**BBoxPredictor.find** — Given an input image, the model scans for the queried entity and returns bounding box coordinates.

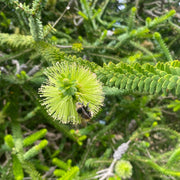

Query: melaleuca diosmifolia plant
[4,123,48,180]
[1,0,45,41]
[127,126,180,178]
[96,60,180,97]
[1,1,180,179]
[114,9,175,49]
[52,158,79,180]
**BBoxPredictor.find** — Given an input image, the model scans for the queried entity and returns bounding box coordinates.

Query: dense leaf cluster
[0,0,180,180]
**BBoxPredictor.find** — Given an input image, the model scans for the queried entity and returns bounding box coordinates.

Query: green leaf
[12,155,24,180]
[167,76,179,90]
[156,77,165,94]
[132,77,140,90]
[144,77,152,92]
[138,76,146,92]
[23,140,48,160]
[176,79,180,96]
[78,11,88,20]
[120,77,128,89]
[115,74,124,88]
[23,129,47,147]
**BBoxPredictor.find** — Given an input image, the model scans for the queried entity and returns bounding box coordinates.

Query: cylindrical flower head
[39,62,104,124]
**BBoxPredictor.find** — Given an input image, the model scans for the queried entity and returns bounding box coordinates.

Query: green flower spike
[115,160,133,179]
[39,62,104,124]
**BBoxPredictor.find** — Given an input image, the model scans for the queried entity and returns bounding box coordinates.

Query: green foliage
[53,158,69,170]
[4,0,45,41]
[23,139,48,160]
[3,121,47,179]
[132,156,180,177]
[167,100,180,112]
[29,16,43,41]
[114,10,175,49]
[52,158,79,180]
[36,41,98,70]
[12,154,24,180]
[1,0,180,179]
[58,166,79,180]
[103,86,129,96]
[166,147,180,168]
[153,32,173,61]
[23,128,47,147]
[147,10,176,28]
[21,160,42,180]
[4,134,14,148]
[127,7,136,32]
[0,33,34,48]
[96,60,180,96]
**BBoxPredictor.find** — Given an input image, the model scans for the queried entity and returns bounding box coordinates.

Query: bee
[76,102,93,120]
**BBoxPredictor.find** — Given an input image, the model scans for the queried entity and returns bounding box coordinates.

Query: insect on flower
[39,62,104,124]
[76,102,93,121]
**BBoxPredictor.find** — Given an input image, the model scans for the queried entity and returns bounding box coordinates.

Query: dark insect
[76,102,92,120]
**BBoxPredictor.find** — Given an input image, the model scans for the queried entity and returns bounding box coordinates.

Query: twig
[43,0,74,38]
[12,59,27,74]
[94,140,131,180]
[52,0,74,29]
[42,166,56,179]
[0,66,8,74]
[0,49,32,63]
[27,65,40,76]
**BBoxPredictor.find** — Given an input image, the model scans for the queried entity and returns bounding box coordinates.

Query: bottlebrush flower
[115,160,133,179]
[39,62,104,124]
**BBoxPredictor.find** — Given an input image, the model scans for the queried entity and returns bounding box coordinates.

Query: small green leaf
[176,79,180,96]
[150,79,157,94]
[167,76,179,90]
[12,155,24,180]
[138,76,146,92]
[120,77,128,89]
[132,77,140,90]
[126,78,133,90]
[78,11,88,20]
[115,74,124,88]
[156,77,165,94]
[144,77,152,92]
